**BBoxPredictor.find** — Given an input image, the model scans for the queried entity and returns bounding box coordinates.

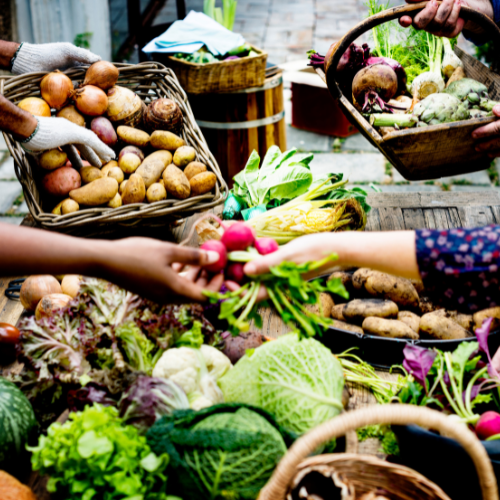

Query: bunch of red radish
[200,222,278,283]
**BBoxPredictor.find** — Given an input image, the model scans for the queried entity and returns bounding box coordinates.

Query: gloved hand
[22,117,115,166]
[12,42,100,75]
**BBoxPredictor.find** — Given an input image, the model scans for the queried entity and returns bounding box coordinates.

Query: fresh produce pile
[173,43,259,64]
[219,146,368,241]
[17,61,217,215]
[309,0,499,134]
[323,267,498,340]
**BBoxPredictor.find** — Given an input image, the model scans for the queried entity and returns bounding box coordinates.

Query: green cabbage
[218,334,344,434]
[146,404,288,500]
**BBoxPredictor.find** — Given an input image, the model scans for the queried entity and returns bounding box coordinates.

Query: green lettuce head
[218,333,344,434]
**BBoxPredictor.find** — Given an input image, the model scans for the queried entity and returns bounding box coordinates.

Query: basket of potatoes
[1,61,227,232]
[317,267,500,366]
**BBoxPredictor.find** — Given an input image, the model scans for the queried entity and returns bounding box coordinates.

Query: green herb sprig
[204,254,348,338]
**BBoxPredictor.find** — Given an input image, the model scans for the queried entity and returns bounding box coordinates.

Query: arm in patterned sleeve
[416,225,500,312]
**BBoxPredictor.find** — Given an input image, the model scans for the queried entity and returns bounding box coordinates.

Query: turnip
[221,222,255,251]
[352,64,398,112]
[255,237,279,255]
[476,411,500,440]
[221,330,265,363]
[226,262,246,284]
[201,240,227,273]
[364,56,407,94]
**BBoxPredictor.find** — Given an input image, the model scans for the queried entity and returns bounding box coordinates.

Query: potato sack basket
[160,45,268,94]
[258,405,499,500]
[319,2,500,181]
[0,62,227,233]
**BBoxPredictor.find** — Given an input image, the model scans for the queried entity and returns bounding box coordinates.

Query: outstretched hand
[472,104,500,158]
[98,238,224,304]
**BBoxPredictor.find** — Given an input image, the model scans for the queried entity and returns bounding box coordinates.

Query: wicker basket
[259,405,499,500]
[162,45,267,94]
[319,2,500,181]
[0,62,228,233]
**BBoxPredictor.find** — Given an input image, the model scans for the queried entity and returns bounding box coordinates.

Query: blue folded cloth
[142,11,245,56]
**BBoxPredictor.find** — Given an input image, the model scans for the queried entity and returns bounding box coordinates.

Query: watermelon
[0,377,37,466]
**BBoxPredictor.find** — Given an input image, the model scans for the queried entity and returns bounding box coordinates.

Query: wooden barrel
[188,74,287,187]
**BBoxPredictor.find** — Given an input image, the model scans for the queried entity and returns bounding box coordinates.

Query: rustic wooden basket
[319,2,500,181]
[259,405,499,500]
[0,62,228,233]
[162,45,267,94]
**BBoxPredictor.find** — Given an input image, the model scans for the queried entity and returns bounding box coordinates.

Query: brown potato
[150,130,185,150]
[173,146,196,168]
[163,164,190,199]
[107,192,122,208]
[101,160,119,176]
[190,171,217,196]
[362,270,420,308]
[61,198,79,214]
[52,200,63,215]
[343,298,398,324]
[122,173,146,205]
[398,311,420,332]
[331,319,363,334]
[420,311,470,340]
[119,180,128,194]
[146,182,167,203]
[136,150,172,188]
[429,309,473,331]
[473,307,500,330]
[80,166,103,184]
[39,149,68,170]
[158,179,165,188]
[352,268,372,289]
[410,279,425,294]
[362,317,419,339]
[105,166,125,184]
[328,271,353,288]
[119,153,142,174]
[331,304,346,321]
[69,177,118,206]
[419,296,442,315]
[117,125,151,147]
[184,161,207,180]
[305,293,334,318]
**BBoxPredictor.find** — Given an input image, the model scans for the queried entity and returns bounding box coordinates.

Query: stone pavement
[0,0,496,225]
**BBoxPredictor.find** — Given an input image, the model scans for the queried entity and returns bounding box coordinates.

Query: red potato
[42,167,81,197]
[65,160,91,169]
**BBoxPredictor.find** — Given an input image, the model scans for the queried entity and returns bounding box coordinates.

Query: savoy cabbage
[218,334,344,434]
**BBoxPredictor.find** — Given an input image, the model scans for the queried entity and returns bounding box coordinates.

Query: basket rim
[1,61,229,230]
[167,44,267,68]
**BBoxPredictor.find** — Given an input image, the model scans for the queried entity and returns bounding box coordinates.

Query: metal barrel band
[215,75,283,94]
[197,110,285,130]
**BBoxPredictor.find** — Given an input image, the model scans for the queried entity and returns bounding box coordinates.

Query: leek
[246,178,367,243]
[370,113,418,128]
[203,0,237,30]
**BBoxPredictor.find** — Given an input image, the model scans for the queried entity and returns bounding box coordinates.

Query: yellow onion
[56,104,85,126]
[40,70,73,110]
[83,61,119,90]
[106,85,144,127]
[144,98,183,134]
[72,85,108,116]
[18,97,51,117]
[35,293,72,320]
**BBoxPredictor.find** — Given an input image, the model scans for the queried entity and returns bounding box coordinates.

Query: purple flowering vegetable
[118,375,189,433]
[402,344,437,390]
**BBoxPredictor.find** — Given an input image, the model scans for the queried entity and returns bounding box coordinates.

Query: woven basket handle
[258,405,499,500]
[325,1,500,98]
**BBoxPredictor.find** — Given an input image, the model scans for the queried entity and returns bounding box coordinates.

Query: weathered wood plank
[423,208,449,229]
[367,191,500,209]
[365,208,381,232]
[378,207,405,231]
[458,205,495,228]
[402,208,426,230]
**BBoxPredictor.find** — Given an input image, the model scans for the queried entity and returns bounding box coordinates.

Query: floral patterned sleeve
[416,225,500,313]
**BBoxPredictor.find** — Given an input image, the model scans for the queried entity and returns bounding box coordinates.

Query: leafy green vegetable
[205,254,348,338]
[29,404,169,500]
[366,0,399,59]
[218,334,344,434]
[147,404,288,500]
[357,424,400,456]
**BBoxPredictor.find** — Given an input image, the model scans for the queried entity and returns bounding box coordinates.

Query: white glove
[22,117,115,166]
[12,42,100,75]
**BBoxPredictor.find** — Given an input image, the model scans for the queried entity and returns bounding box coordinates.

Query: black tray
[320,326,500,369]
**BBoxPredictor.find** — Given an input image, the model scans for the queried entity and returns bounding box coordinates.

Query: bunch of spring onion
[246,178,367,244]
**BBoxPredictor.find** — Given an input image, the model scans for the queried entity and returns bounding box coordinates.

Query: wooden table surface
[2,190,500,463]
